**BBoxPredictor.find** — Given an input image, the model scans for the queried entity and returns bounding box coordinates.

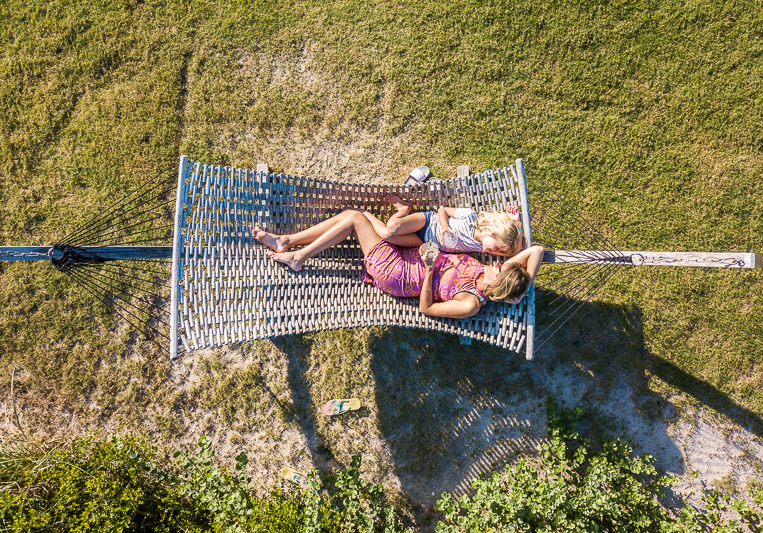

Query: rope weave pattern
[174,160,531,354]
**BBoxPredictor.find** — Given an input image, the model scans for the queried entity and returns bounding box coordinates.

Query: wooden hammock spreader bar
[169,157,535,360]
[0,246,173,261]
[515,159,535,360]
[543,250,759,269]
[170,155,189,360]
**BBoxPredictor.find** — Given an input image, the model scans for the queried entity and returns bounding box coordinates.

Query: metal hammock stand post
[1,156,758,361]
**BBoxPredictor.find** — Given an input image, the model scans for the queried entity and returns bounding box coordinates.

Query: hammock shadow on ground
[271,296,762,528]
[364,296,763,524]
[271,335,340,467]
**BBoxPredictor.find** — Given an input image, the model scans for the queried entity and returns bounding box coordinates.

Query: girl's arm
[436,206,456,235]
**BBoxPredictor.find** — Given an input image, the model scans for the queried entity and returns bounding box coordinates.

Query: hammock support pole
[0,246,172,261]
[543,250,759,269]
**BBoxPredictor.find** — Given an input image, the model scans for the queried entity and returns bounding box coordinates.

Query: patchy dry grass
[1,0,762,528]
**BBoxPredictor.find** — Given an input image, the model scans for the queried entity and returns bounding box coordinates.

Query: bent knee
[376,226,392,239]
[347,210,368,224]
[386,219,403,235]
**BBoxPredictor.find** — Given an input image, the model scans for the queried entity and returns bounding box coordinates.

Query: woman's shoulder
[451,290,484,310]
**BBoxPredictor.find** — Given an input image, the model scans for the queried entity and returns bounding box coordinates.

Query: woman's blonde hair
[475,211,522,251]
[484,263,530,302]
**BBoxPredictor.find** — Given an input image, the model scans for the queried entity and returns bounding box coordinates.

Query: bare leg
[362,212,423,247]
[254,209,359,252]
[383,194,428,237]
[387,211,428,237]
[268,211,384,271]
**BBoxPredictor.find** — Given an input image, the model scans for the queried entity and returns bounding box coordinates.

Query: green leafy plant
[270,454,412,533]
[173,435,253,533]
[0,433,202,533]
[435,398,758,533]
[320,453,411,533]
[0,431,411,533]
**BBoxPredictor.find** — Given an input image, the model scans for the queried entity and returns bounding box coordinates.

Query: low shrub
[435,398,760,533]
[0,432,410,532]
[1,400,758,532]
[0,434,202,532]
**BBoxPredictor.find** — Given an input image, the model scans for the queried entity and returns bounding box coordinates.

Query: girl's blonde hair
[484,263,530,302]
[475,211,522,251]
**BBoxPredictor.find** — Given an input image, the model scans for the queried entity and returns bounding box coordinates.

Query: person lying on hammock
[377,194,524,257]
[254,210,543,319]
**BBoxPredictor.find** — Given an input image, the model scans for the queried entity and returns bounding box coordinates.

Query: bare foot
[253,226,290,252]
[383,194,413,215]
[266,250,304,271]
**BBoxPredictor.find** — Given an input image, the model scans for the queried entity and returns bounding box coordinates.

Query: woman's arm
[501,245,545,304]
[420,296,482,318]
[418,244,482,318]
[504,245,543,271]
[419,263,436,313]
[522,245,544,281]
[418,273,481,318]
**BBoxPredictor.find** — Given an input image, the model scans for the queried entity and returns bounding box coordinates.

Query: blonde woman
[378,195,524,257]
[254,210,543,319]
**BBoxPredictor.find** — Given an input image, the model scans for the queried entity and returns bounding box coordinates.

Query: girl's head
[475,211,522,254]
[484,262,531,302]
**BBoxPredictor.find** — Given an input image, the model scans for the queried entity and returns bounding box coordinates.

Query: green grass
[0,0,761,525]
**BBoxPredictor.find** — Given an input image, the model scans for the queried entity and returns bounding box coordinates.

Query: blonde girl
[380,195,524,257]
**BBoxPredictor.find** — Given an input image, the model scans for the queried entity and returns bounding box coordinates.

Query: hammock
[169,156,537,360]
[4,156,755,362]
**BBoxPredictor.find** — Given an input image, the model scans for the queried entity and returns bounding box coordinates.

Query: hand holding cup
[419,241,439,269]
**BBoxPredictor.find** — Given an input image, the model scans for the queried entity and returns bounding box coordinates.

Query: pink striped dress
[362,240,487,303]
